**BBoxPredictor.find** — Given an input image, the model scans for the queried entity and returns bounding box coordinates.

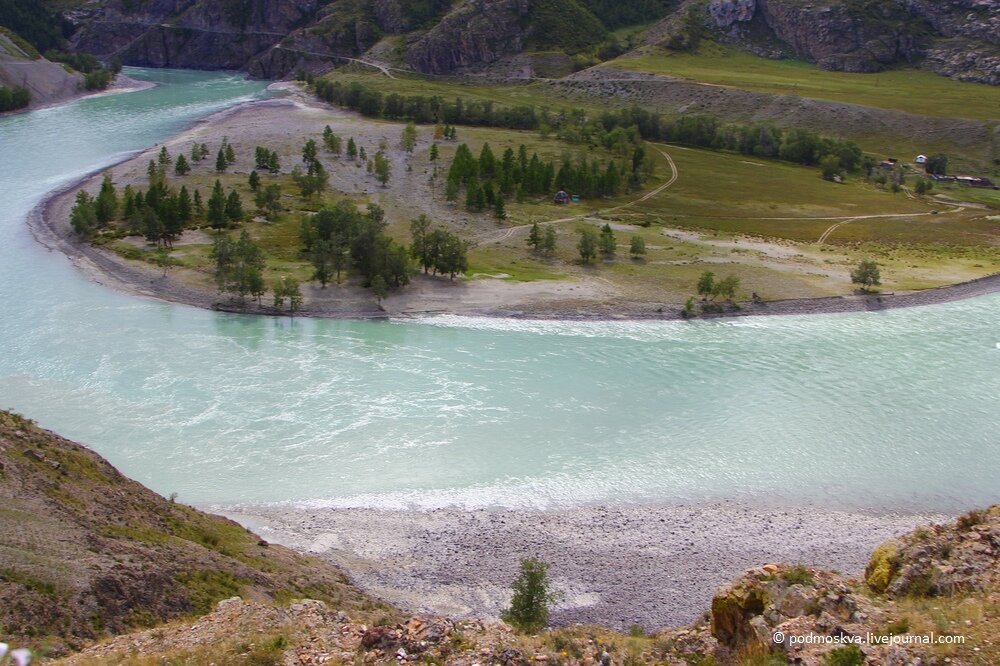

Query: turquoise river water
[0,69,997,512]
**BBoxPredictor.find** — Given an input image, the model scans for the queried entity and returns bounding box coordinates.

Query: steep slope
[698,0,999,84]
[0,411,391,656]
[63,0,322,71]
[0,30,83,110]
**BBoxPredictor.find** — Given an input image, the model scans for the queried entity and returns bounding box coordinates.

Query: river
[1,69,997,514]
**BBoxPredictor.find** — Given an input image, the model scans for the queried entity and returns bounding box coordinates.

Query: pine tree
[629,235,646,259]
[578,227,598,264]
[347,137,358,159]
[266,150,280,174]
[174,153,191,176]
[527,222,542,251]
[215,149,228,173]
[248,170,260,191]
[429,143,440,162]
[95,174,118,226]
[302,139,318,166]
[207,180,227,230]
[493,196,506,221]
[158,146,171,167]
[465,179,482,212]
[177,185,193,223]
[225,142,236,165]
[323,125,342,154]
[599,223,616,258]
[541,226,557,257]
[225,190,244,222]
[193,189,204,216]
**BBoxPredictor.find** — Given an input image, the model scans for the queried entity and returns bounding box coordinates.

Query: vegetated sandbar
[29,94,1000,322]
[218,503,950,631]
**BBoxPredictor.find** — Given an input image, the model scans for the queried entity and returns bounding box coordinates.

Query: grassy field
[609,45,1000,122]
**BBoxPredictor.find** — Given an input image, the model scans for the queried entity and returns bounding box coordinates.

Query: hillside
[0,411,391,657]
[2,410,998,664]
[25,0,998,85]
[0,29,82,111]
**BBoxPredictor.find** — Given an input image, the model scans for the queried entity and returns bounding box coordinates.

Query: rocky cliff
[26,0,1000,83]
[404,0,532,74]
[64,0,322,71]
[703,0,1000,84]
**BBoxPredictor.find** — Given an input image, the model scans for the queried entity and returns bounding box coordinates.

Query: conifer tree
[225,190,244,222]
[207,180,227,230]
[174,153,191,176]
[527,222,542,251]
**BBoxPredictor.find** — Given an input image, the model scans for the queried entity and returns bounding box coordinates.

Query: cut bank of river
[1,69,998,516]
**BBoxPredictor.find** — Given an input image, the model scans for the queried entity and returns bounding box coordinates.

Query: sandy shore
[28,94,1000,321]
[217,503,949,631]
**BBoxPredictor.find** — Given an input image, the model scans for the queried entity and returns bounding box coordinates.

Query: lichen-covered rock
[868,507,1000,598]
[865,540,901,593]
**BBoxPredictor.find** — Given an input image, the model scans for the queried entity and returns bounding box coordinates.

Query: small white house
[915,154,928,165]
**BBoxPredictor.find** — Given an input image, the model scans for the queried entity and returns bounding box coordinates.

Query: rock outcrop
[708,0,756,28]
[404,0,531,74]
[64,0,322,72]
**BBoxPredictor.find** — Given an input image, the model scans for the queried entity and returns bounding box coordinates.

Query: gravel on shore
[218,503,949,631]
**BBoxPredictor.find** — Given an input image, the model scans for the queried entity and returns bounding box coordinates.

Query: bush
[781,564,815,586]
[865,541,900,593]
[822,645,864,666]
[956,509,985,530]
[502,558,558,633]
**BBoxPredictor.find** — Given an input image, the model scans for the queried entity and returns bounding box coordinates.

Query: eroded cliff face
[404,0,531,74]
[704,0,1000,84]
[65,0,320,71]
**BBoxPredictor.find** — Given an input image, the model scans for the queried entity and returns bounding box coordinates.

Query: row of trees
[579,106,865,174]
[312,79,540,131]
[0,85,30,112]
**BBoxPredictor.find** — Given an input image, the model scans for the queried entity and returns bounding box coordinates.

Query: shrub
[502,557,559,633]
[822,645,864,666]
[781,564,815,586]
[956,509,985,530]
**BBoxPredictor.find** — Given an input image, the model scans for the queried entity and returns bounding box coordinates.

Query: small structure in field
[915,154,928,165]
[553,190,570,205]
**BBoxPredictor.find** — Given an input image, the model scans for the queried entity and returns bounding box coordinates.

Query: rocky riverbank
[217,503,951,631]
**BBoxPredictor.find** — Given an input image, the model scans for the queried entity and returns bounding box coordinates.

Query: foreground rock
[0,411,390,656]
